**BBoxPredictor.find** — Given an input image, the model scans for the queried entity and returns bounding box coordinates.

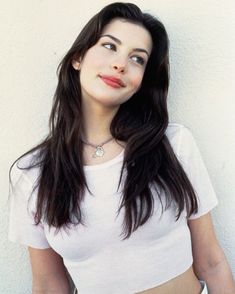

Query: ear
[72,59,81,70]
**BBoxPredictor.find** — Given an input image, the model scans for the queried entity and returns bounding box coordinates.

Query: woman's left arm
[188,212,235,293]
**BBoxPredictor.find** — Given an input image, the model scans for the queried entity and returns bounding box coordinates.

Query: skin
[29,19,235,294]
[72,18,152,151]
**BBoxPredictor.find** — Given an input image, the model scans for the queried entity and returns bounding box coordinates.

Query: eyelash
[102,43,146,66]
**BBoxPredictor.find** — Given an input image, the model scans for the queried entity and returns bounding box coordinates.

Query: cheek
[129,71,144,90]
[89,47,107,67]
[80,49,104,71]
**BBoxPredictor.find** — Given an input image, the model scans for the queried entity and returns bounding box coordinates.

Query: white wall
[1,0,234,292]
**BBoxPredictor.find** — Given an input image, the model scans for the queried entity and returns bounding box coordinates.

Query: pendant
[92,146,105,158]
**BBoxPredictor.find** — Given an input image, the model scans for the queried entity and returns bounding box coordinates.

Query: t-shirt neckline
[83,149,125,171]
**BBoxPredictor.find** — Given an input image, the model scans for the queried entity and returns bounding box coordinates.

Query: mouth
[99,75,126,88]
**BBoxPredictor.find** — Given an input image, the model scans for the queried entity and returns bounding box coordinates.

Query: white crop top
[8,123,218,294]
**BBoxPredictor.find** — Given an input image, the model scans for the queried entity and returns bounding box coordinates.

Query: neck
[81,102,119,144]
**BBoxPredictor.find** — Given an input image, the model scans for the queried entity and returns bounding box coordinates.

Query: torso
[136,266,201,294]
[81,136,202,294]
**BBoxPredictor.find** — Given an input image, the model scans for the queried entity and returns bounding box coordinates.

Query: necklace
[81,136,114,158]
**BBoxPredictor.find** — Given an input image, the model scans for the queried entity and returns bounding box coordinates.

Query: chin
[94,96,125,107]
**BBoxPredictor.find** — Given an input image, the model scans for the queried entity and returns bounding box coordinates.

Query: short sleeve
[8,161,51,249]
[177,126,218,220]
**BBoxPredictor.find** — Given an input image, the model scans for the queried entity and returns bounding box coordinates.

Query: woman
[8,2,235,294]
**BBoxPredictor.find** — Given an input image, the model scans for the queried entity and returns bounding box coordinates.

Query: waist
[72,267,207,294]
[66,229,193,293]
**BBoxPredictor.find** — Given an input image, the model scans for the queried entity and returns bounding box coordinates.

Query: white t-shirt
[8,123,218,294]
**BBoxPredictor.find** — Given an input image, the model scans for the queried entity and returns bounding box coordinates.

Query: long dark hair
[10,2,198,239]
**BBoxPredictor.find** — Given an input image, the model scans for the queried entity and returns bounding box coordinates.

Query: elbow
[193,243,226,275]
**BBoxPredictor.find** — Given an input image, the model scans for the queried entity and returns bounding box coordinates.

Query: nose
[111,58,126,73]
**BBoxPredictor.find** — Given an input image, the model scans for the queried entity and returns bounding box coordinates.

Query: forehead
[101,18,153,53]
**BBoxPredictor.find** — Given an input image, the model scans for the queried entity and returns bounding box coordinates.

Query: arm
[188,212,235,294]
[28,247,72,294]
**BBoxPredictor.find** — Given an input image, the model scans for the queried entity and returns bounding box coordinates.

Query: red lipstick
[99,75,125,88]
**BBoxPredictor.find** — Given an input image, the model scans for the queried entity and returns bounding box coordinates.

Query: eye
[102,43,116,51]
[131,55,146,66]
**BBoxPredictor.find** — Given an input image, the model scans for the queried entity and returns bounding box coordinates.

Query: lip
[99,75,126,88]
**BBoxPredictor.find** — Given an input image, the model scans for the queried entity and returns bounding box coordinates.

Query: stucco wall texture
[1,1,234,293]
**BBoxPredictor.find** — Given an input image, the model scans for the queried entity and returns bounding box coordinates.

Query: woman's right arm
[28,247,72,294]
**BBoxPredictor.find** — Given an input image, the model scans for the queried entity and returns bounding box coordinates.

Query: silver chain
[81,137,114,158]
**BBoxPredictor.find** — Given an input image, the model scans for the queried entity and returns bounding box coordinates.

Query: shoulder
[165,122,195,159]
[10,149,41,190]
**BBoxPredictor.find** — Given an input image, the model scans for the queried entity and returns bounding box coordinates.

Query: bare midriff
[136,266,202,294]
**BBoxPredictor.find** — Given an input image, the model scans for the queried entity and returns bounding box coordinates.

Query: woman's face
[72,18,152,109]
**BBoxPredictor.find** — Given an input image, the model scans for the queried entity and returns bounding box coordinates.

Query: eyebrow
[100,34,150,58]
